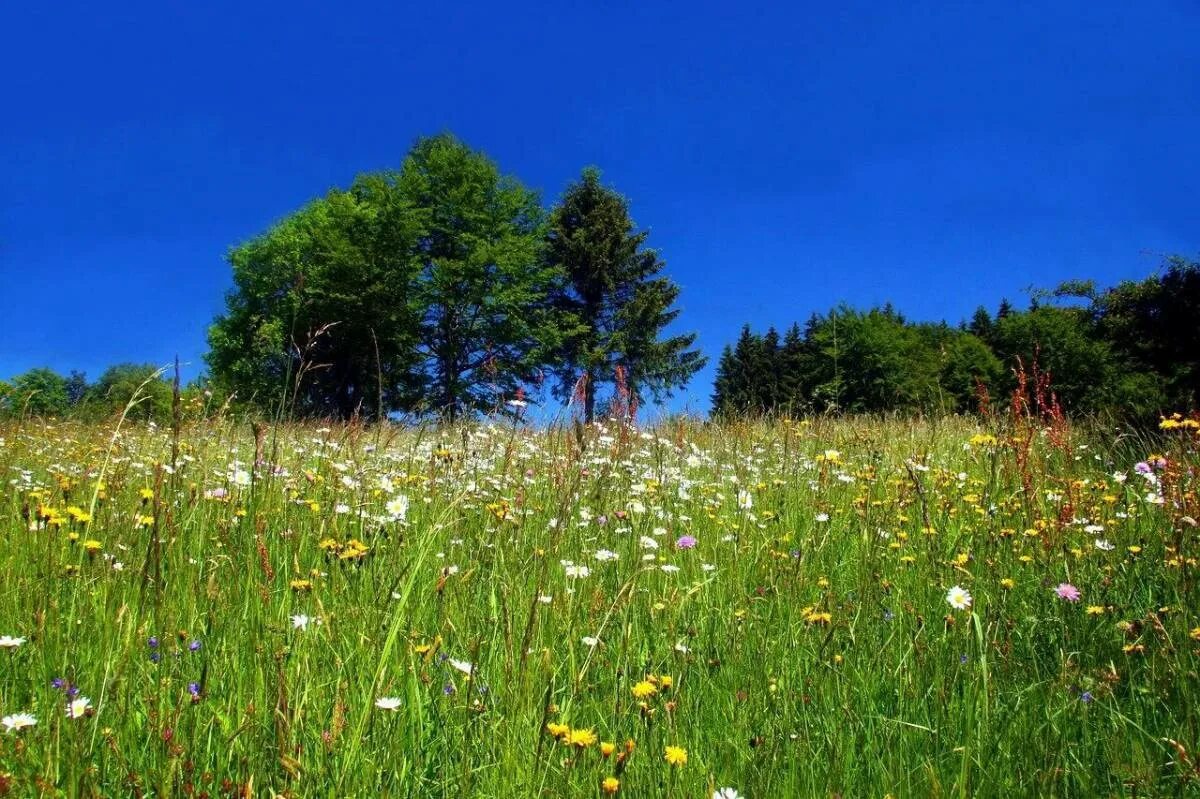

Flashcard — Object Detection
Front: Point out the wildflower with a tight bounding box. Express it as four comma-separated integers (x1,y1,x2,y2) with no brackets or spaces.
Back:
375,697,402,711
564,564,591,579
602,776,620,794
600,741,616,757
567,727,597,748
2,713,36,733
945,585,972,611
385,495,410,520
1190,627,1200,641
1080,691,1094,703
582,636,600,647
1054,583,1081,602
1094,539,1115,551
66,696,92,719
1086,605,1106,616
714,790,745,799
675,535,697,549
291,614,311,630
594,549,619,562
188,640,201,652
632,681,658,699
546,722,569,738
449,659,473,676
0,636,25,649
664,745,688,767
737,490,753,511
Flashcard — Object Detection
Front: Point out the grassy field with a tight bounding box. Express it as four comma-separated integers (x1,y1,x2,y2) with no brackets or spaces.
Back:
0,411,1198,797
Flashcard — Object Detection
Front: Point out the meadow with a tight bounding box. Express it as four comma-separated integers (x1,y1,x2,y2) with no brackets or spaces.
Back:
0,409,1198,797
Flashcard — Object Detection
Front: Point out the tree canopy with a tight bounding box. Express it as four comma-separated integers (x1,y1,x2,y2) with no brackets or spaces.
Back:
712,256,1200,421
206,139,703,421
546,167,704,421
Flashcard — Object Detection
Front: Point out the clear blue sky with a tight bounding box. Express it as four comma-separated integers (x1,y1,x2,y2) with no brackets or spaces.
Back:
2,1,1197,414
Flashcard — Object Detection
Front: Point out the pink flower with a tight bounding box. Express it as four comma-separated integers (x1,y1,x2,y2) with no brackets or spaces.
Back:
675,535,697,550
1054,583,1081,602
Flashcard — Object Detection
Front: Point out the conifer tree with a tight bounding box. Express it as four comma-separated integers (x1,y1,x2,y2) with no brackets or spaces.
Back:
546,167,704,421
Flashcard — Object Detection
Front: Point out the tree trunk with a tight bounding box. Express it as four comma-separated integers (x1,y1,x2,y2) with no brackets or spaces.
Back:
584,369,596,424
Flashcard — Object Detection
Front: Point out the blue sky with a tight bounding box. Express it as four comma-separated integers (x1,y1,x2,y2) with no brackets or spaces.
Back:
2,1,1197,415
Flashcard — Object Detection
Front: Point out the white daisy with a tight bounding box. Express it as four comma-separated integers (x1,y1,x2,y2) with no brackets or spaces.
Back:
2,712,37,732
945,585,972,611
66,697,92,719
375,697,402,711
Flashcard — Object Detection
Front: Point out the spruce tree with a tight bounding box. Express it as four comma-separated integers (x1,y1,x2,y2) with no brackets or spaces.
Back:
546,167,704,421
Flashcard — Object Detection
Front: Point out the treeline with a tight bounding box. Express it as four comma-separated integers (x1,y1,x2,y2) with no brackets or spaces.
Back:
206,133,704,421
712,256,1200,419
0,363,206,422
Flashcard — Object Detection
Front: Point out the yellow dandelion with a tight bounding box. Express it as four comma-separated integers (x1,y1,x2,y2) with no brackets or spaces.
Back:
632,681,658,700
567,727,597,748
664,745,688,767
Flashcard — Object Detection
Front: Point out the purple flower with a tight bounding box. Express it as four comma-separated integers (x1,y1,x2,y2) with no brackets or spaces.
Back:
148,636,159,649
51,678,65,690
1054,583,1081,602
675,535,697,550
1080,691,1094,703
1134,461,1152,475
188,640,201,652
188,682,201,697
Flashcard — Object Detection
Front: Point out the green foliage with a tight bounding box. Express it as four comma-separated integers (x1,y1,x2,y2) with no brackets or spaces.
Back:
1095,255,1200,410
207,179,424,419
207,134,622,421
4,368,70,417
991,305,1125,412
714,309,999,416
713,256,1200,421
546,167,704,421
400,134,561,420
81,363,173,421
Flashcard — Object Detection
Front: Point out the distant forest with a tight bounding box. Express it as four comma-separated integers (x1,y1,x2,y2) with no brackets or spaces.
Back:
712,256,1200,421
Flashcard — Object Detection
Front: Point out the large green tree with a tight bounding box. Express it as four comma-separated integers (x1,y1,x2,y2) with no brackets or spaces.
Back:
398,134,561,420
5,368,70,417
82,363,173,421
207,181,423,418
208,133,561,420
546,167,704,421
1094,256,1200,410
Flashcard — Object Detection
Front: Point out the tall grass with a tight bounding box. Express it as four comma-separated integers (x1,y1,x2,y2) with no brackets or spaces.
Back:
0,412,1196,797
